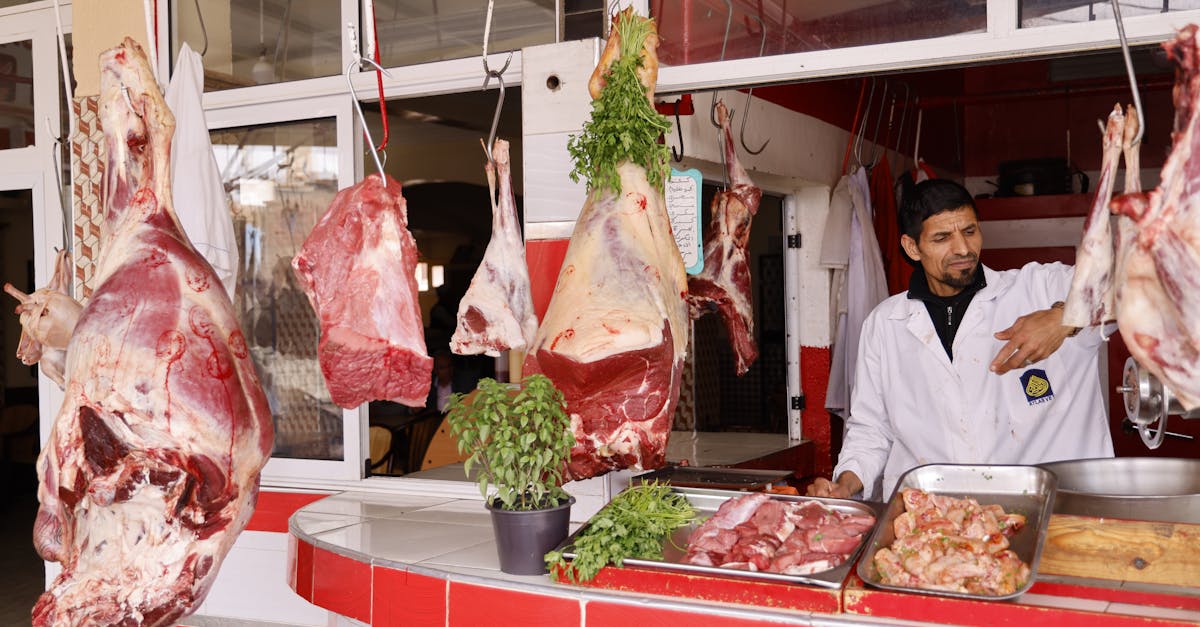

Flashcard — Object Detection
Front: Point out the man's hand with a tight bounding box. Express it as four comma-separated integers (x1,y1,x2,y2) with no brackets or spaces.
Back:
806,471,863,498
990,302,1076,374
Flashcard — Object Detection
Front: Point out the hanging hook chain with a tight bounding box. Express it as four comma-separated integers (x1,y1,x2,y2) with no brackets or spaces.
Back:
1110,0,1145,146
482,0,514,86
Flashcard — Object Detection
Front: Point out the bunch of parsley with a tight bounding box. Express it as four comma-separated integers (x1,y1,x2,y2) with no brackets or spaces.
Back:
545,481,695,582
567,11,672,196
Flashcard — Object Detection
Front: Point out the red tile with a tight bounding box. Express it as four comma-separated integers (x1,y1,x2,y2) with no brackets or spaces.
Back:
311,547,372,623
247,491,330,533
586,600,771,627
448,581,580,627
373,566,447,627
287,537,314,601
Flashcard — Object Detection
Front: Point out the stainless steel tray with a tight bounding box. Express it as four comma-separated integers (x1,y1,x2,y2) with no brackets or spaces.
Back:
557,486,881,589
634,466,793,491
1039,457,1200,524
856,463,1057,601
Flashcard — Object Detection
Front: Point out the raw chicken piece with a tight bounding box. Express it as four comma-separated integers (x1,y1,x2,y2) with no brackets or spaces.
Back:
1062,105,1125,327
29,38,272,627
1110,26,1200,409
292,174,432,408
4,249,82,386
686,100,763,375
523,11,688,480
451,139,537,356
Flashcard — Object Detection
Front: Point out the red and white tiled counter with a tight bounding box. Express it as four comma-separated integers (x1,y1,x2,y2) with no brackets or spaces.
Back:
288,492,1200,627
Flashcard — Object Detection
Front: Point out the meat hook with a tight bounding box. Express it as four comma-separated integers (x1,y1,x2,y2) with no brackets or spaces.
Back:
481,0,514,85
670,100,684,162
709,0,734,128
484,69,507,163
738,14,769,155
1109,0,1144,146
343,56,393,179
120,85,142,118
193,0,208,57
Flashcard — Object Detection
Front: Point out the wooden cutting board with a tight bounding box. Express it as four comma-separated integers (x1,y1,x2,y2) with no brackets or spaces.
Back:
1037,514,1200,588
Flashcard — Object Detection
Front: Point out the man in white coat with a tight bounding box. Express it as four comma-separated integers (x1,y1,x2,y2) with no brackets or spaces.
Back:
808,179,1114,500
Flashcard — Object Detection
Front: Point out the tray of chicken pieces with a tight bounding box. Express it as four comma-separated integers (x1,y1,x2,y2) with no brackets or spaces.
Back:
596,487,882,588
857,463,1057,601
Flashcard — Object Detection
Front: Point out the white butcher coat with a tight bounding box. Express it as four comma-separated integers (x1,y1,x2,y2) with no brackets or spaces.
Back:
165,43,239,299
835,262,1114,500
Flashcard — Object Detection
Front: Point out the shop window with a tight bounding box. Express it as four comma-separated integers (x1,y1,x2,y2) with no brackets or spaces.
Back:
0,39,33,150
171,0,343,91
1019,0,1200,28
210,117,342,461
651,0,986,67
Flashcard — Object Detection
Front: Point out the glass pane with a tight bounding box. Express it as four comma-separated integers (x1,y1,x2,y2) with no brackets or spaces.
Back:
0,0,38,7
370,0,558,68
652,0,986,66
1020,0,1200,28
211,118,342,461
0,39,33,150
171,1,342,91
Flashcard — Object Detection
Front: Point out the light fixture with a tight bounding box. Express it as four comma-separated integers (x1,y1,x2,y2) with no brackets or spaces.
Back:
431,265,445,289
415,262,429,292
251,0,274,84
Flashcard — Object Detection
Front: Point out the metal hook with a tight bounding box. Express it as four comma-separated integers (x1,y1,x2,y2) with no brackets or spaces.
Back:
481,0,514,81
193,0,208,57
852,77,876,168
484,70,507,163
710,0,734,128
1110,0,1145,146
738,14,769,155
893,81,912,161
670,100,685,162
344,56,393,178
120,85,142,118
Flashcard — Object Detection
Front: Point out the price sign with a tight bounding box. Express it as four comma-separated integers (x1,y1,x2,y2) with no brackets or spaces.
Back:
667,168,703,275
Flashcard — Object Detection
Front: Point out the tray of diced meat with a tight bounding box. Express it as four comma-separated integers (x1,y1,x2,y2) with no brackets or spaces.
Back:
857,463,1057,600
568,487,879,588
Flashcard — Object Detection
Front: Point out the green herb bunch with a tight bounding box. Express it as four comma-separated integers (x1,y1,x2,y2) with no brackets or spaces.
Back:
545,481,695,582
567,11,671,196
445,374,575,511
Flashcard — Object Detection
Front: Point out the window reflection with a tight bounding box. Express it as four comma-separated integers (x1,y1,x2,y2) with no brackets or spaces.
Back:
1020,0,1200,28
211,118,342,460
368,0,558,68
0,39,33,150
652,0,986,65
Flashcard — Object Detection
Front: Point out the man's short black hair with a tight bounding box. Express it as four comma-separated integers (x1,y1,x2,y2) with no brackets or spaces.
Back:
899,179,977,241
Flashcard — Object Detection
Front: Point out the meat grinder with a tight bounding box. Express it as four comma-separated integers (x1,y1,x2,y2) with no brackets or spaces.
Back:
1118,357,1200,449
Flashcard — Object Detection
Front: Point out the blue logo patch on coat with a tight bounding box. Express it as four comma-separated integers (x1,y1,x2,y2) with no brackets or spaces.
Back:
1020,369,1054,405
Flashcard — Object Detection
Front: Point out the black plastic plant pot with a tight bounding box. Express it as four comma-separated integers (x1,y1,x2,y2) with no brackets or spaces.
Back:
486,496,575,575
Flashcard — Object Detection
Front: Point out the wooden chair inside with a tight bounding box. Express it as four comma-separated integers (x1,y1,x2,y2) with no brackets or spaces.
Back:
420,416,467,471
404,412,445,475
368,425,394,475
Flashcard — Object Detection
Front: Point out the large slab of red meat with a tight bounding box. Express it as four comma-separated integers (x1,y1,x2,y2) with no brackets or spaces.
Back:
523,14,688,480
292,173,432,408
451,138,537,356
29,38,273,627
686,100,763,375
1109,25,1200,409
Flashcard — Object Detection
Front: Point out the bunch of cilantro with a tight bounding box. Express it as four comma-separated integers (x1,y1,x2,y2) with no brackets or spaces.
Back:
567,11,672,196
545,481,695,582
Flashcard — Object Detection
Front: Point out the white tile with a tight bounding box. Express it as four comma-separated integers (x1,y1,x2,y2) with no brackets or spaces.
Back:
198,544,328,626
314,518,493,564
419,538,502,570
1107,603,1200,621
399,500,493,526
291,511,363,535
300,492,452,519
1017,592,1110,612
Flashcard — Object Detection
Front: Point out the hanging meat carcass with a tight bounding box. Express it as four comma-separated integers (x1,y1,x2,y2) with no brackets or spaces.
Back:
26,38,272,627
523,9,688,480
291,173,432,409
4,249,81,387
686,100,763,375
1106,25,1200,409
451,139,538,356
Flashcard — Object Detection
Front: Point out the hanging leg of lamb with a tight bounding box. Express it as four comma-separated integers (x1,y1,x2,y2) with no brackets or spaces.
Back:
1062,105,1124,327
1111,25,1200,409
291,173,432,408
523,10,688,480
686,100,763,375
30,38,273,627
4,249,82,387
451,138,537,357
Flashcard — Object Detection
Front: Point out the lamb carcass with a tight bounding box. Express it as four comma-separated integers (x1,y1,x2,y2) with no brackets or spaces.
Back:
451,139,537,356
686,100,763,375
523,10,688,480
1110,25,1200,409
29,38,273,627
4,249,82,387
1062,105,1124,327
291,173,432,408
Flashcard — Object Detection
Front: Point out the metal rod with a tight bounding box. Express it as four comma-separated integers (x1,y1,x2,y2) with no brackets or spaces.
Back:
1110,0,1146,146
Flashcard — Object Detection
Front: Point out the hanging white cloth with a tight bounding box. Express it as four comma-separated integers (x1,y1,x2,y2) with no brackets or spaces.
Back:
164,43,239,300
820,167,888,416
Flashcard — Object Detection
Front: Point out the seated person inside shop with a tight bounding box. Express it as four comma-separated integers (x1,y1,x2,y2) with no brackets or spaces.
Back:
808,179,1114,501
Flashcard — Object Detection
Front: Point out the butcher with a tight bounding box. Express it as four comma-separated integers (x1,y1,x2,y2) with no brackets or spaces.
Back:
808,179,1114,500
